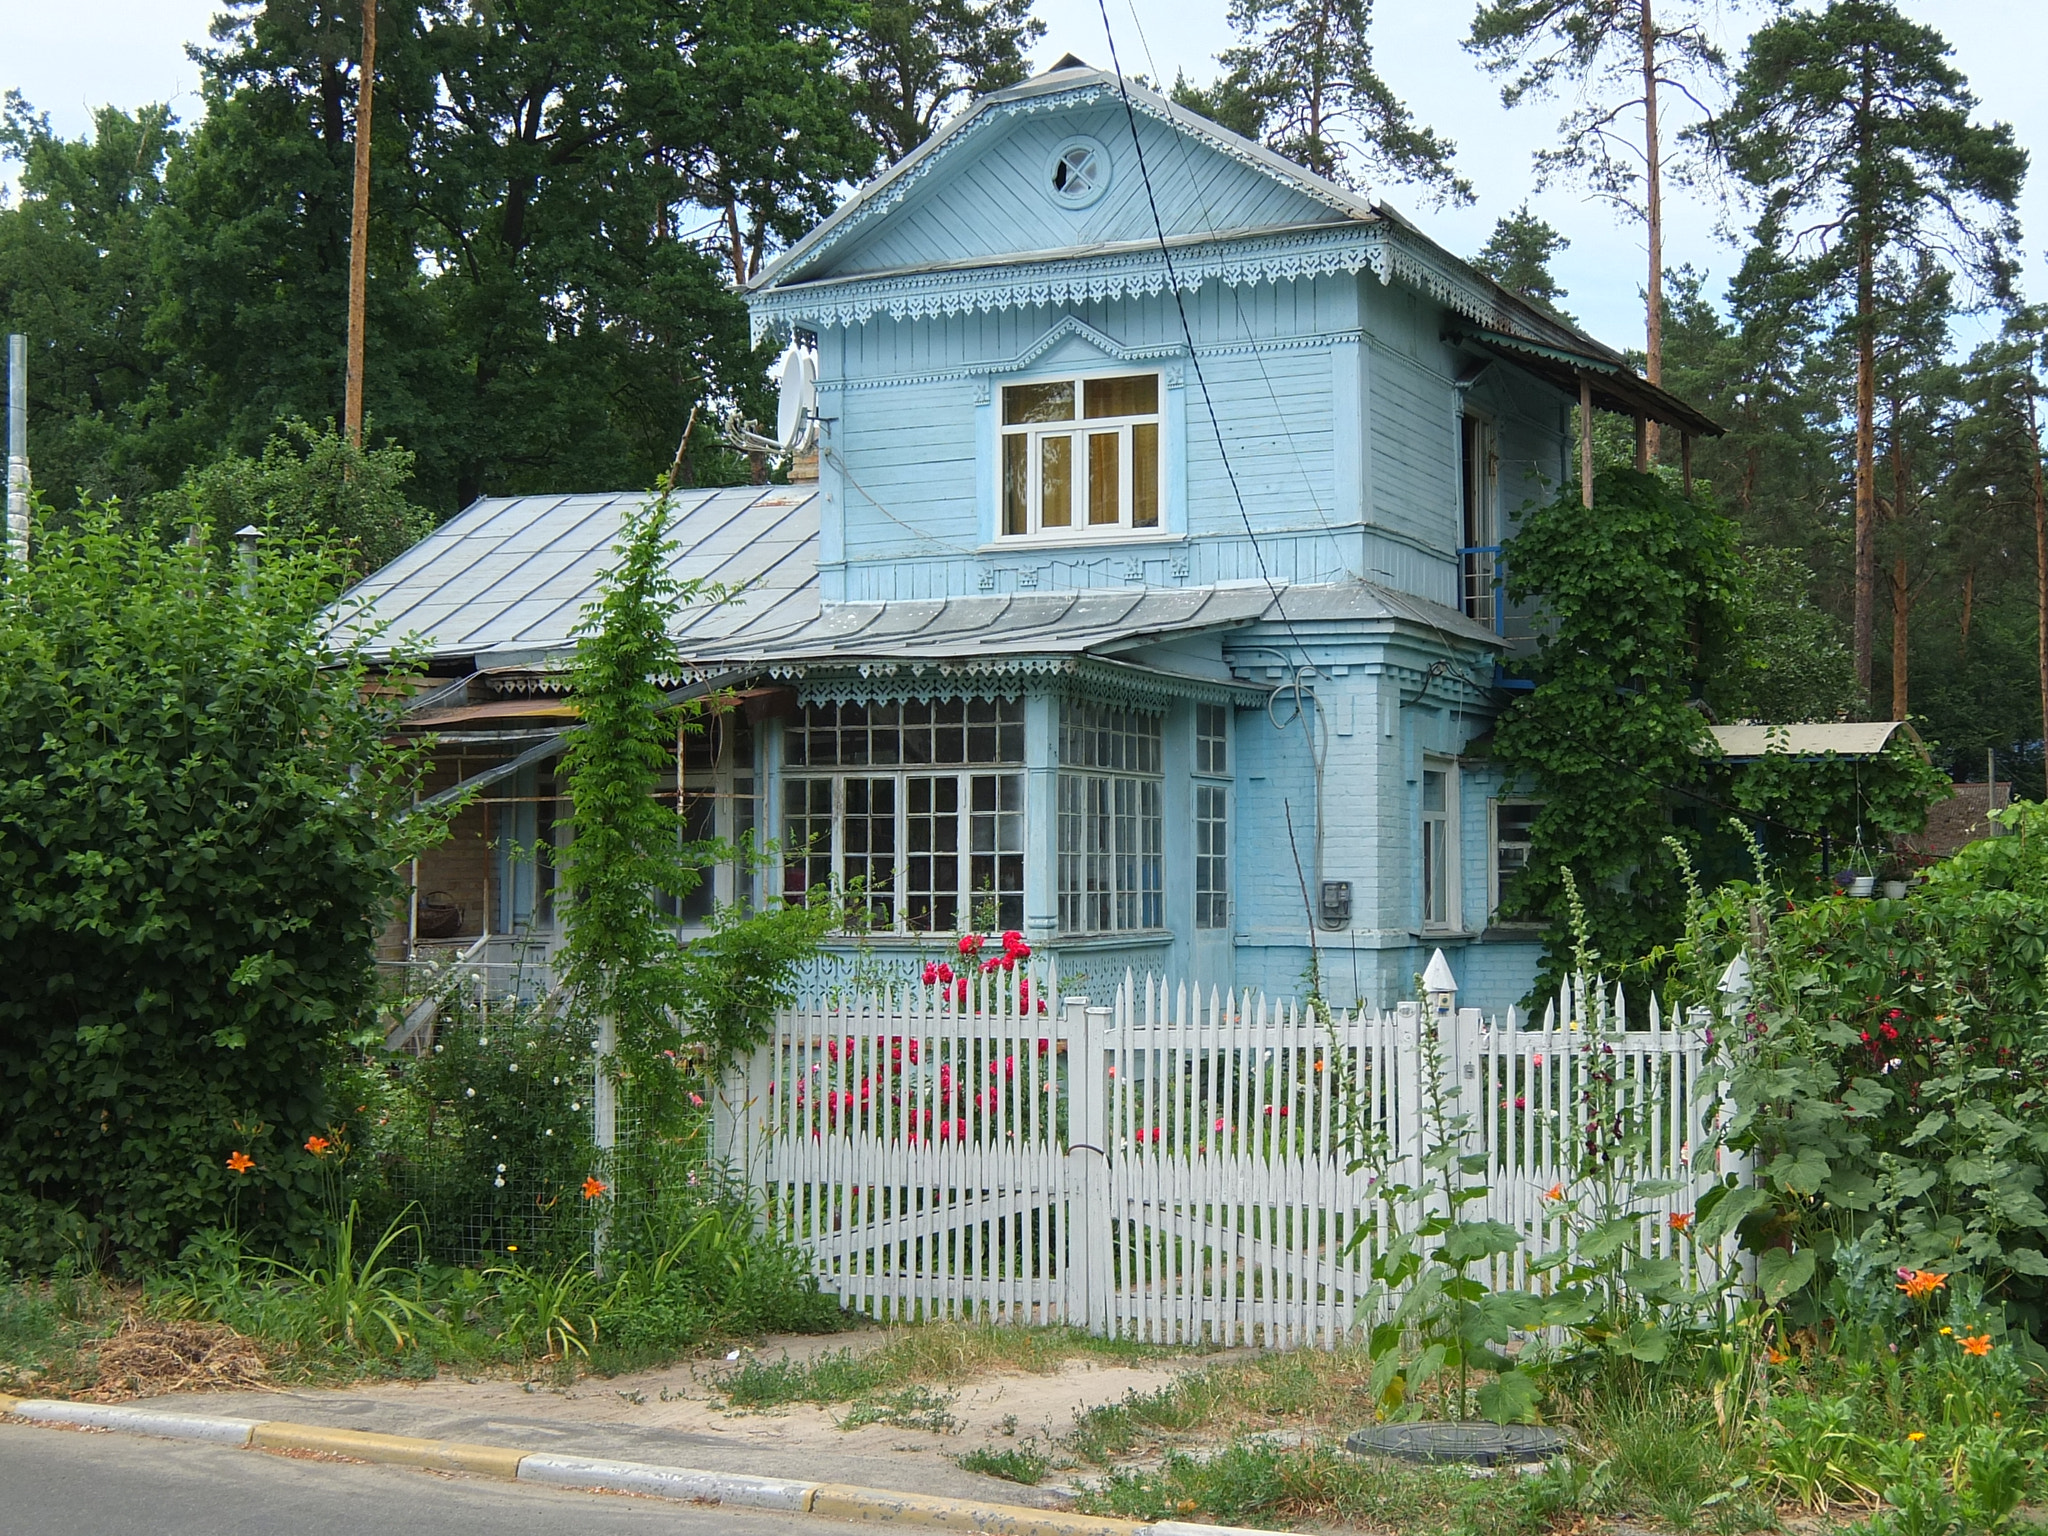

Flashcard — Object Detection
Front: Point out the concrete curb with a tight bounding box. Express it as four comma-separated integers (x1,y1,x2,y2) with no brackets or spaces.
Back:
0,1394,1287,1535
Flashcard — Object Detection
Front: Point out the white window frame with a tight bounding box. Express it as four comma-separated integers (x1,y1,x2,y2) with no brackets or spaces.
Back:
1055,702,1165,935
1421,758,1460,933
668,713,757,930
1194,782,1230,930
1488,797,1542,928
1000,370,1164,540
1459,410,1500,628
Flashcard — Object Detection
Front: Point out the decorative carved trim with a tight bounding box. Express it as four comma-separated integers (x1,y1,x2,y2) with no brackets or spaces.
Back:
775,656,1258,709
830,328,1358,394
773,80,1365,281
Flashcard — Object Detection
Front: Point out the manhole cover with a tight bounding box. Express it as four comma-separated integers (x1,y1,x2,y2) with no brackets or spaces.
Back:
1346,1421,1566,1466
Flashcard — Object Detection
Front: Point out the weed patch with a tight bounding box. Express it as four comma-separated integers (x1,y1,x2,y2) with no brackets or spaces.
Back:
838,1385,959,1433
957,1444,1049,1484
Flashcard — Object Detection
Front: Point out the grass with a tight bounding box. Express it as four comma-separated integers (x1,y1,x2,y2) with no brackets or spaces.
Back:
838,1384,960,1433
957,1444,1051,1484
0,1267,128,1397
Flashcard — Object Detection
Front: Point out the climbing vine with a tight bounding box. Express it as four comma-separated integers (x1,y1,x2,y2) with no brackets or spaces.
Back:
1492,468,1741,997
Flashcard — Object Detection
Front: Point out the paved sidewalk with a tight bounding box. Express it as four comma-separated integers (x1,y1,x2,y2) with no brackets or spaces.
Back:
136,1331,1200,1510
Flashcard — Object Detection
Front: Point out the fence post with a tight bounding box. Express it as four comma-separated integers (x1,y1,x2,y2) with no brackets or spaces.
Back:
1392,1000,1424,1193
1069,998,1112,1333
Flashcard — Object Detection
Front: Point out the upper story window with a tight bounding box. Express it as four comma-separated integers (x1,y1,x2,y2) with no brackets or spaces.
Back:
1459,413,1499,626
1002,373,1161,538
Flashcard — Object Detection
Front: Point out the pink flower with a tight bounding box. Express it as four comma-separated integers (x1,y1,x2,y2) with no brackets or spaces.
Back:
689,1092,705,1107
1214,1117,1225,1132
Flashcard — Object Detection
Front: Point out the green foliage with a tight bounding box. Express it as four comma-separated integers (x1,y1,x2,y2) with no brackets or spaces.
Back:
1718,546,1862,725
1723,735,1950,882
148,419,433,577
846,0,1042,163
1705,802,2048,1336
1493,468,1741,992
1201,0,1471,203
557,491,834,1125
1470,202,1573,319
0,505,436,1268
956,1444,1049,1484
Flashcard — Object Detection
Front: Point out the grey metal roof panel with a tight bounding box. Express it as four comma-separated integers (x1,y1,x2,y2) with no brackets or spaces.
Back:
336,487,821,662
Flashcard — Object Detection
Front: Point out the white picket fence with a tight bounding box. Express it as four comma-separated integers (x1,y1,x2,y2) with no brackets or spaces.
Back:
714,970,1742,1347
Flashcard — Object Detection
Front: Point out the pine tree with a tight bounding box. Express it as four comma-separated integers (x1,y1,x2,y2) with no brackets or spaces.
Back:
1717,0,2025,707
1466,0,1730,458
1205,0,1470,203
1471,203,1572,317
848,0,1043,164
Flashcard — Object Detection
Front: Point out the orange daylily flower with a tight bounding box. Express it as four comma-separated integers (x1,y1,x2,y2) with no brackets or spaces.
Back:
1543,1183,1565,1201
1669,1212,1693,1233
1767,1348,1787,1365
1896,1270,1947,1301
304,1135,331,1156
226,1151,254,1174
1960,1334,1993,1357
581,1176,609,1200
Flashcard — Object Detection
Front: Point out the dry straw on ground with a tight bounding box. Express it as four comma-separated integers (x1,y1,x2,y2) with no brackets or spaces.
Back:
81,1316,271,1401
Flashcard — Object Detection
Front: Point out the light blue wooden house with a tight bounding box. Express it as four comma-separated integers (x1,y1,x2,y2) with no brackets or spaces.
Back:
353,59,1717,1014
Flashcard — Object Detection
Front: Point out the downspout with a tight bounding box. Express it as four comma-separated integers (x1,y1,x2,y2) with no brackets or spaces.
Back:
7,334,28,564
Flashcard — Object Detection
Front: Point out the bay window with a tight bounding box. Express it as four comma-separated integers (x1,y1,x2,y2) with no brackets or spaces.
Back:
1057,702,1164,933
781,698,1025,932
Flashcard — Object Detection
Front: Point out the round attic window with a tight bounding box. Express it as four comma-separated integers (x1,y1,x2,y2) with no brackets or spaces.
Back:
1046,137,1110,208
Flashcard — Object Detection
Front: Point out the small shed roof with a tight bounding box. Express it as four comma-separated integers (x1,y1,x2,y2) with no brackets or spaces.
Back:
1705,722,1920,760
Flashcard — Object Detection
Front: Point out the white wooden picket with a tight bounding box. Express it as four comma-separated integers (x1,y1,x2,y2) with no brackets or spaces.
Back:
715,969,1741,1344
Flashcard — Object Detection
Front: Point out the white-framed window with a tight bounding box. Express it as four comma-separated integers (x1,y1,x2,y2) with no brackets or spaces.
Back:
1489,798,1540,926
1057,701,1164,933
1194,784,1229,930
1421,759,1460,931
1001,373,1161,538
780,698,1025,933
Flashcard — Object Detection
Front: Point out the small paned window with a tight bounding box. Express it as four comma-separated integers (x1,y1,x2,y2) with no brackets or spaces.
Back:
653,710,759,927
780,698,1025,933
1195,784,1229,930
1460,414,1499,627
1057,702,1164,934
1194,703,1228,776
1002,373,1161,538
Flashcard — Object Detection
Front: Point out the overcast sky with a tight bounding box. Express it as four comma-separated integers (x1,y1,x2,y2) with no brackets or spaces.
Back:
2,0,2042,352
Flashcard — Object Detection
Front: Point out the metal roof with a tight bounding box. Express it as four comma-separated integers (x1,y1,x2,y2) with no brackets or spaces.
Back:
1445,326,1724,437
334,487,821,664
1706,722,1920,760
337,484,1501,675
722,580,1501,664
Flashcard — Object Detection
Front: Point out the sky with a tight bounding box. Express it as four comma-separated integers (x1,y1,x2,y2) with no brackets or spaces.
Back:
1,0,2043,353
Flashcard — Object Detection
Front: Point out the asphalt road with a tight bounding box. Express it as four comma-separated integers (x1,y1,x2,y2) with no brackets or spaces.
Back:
0,1421,822,1536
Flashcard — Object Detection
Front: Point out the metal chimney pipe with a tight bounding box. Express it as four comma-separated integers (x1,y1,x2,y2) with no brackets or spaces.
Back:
234,524,263,597
6,334,26,566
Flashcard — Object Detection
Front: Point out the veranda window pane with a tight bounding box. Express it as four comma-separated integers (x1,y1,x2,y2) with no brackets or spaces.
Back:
1084,374,1157,418
1004,380,1074,424
1131,422,1159,528
1040,434,1073,527
1003,435,1029,535
1088,431,1120,525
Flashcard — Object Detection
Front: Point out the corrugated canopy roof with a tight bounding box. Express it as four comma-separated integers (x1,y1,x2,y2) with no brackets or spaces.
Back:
1445,327,1724,438
333,487,821,664
1705,722,1920,760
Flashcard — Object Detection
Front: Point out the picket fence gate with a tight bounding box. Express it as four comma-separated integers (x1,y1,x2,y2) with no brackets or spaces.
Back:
714,970,1744,1347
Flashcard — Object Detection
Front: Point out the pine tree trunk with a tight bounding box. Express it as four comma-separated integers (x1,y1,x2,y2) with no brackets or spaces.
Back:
2029,391,2048,769
344,0,377,449
1851,57,1877,705
1890,555,1909,721
1640,0,1663,463
1960,563,1974,662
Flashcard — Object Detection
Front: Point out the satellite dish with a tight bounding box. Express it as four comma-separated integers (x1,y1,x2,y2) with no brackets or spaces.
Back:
775,348,818,452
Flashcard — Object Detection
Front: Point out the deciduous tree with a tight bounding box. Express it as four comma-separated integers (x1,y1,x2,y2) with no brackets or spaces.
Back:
847,0,1042,164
